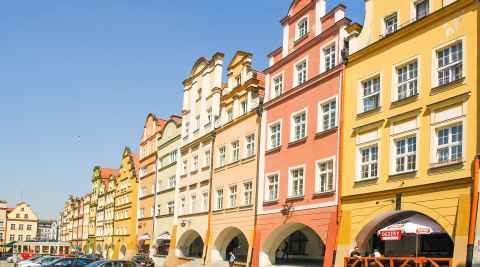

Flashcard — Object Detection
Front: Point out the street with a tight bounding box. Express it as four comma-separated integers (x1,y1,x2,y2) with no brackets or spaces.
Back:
0,261,13,267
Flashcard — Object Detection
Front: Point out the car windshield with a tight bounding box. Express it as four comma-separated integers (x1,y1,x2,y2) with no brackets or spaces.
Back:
40,257,61,264
86,260,109,267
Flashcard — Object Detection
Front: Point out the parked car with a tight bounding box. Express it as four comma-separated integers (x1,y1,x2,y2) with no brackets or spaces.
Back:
131,255,154,267
86,260,137,267
7,254,21,263
83,254,103,261
16,255,44,267
0,252,13,261
44,257,94,267
22,256,62,267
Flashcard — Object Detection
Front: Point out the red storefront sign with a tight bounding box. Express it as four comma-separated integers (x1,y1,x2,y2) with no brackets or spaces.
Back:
379,229,403,241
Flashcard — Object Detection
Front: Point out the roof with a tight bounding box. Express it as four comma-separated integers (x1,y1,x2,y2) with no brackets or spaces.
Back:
100,168,119,179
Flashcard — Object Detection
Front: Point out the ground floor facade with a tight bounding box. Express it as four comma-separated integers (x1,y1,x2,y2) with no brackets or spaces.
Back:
151,215,174,266
170,214,209,265
335,178,472,267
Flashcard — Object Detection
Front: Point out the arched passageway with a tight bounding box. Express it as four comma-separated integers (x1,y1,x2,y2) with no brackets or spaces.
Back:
212,227,249,263
260,222,325,267
353,211,453,258
120,244,127,259
176,230,205,259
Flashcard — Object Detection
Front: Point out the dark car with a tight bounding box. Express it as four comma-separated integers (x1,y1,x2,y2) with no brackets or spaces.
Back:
44,257,94,267
131,255,154,267
86,260,137,267
0,252,13,261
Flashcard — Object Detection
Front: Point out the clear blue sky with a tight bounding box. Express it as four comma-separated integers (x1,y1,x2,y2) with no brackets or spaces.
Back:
0,1,364,219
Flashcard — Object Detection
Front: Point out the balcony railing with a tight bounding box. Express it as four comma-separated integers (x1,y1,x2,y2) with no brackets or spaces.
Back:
345,257,452,267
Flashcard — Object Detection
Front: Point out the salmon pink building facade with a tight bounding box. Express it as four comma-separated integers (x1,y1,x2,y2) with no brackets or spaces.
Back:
255,1,351,267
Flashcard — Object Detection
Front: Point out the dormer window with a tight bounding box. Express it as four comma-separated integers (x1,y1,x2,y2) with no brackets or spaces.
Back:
415,0,429,20
297,17,308,39
385,13,398,35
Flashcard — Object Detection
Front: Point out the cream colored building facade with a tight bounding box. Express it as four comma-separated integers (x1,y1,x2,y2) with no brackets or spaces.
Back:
6,202,38,243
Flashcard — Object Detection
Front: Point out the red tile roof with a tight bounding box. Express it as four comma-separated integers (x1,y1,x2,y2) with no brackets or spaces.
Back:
100,168,119,179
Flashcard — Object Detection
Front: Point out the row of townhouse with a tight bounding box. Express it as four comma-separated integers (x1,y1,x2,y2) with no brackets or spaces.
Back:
59,0,480,266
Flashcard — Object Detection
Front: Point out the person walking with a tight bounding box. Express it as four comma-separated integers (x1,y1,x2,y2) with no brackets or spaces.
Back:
228,251,236,267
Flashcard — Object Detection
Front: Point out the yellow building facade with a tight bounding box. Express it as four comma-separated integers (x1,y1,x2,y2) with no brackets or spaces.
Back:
112,147,140,260
336,1,479,267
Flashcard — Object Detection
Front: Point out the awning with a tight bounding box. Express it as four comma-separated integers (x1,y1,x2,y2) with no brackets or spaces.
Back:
138,234,151,241
377,214,445,241
156,232,171,241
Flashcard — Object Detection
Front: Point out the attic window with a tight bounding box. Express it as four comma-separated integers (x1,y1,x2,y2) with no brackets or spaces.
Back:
384,13,398,35
297,17,309,39
235,75,242,87
415,0,429,20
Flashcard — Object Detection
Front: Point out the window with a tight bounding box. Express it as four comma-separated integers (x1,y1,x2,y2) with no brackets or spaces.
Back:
218,146,226,167
436,124,463,163
396,60,418,100
184,122,190,139
202,192,209,211
182,160,188,175
295,60,307,86
243,182,253,206
227,108,234,122
235,74,242,87
241,100,248,115
291,111,307,141
9,235,14,241
204,150,211,168
361,76,380,112
272,75,283,98
297,17,308,39
437,41,463,86
231,140,240,162
27,224,32,231
168,176,176,189
10,224,15,230
18,235,23,241
316,159,335,193
194,115,200,132
391,135,418,174
385,13,398,34
156,204,161,216
289,168,304,197
216,189,224,210
206,108,213,127
269,122,282,149
319,99,337,131
245,134,255,157
360,145,379,179
139,166,148,178
323,44,336,71
170,150,177,163
180,198,186,215
229,186,237,208
19,224,23,230
190,194,197,213
26,235,31,241
416,0,429,20
15,214,20,219
139,208,145,219
192,154,199,171
168,202,175,215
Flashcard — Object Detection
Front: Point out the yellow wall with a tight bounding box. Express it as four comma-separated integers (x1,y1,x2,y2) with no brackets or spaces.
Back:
337,1,478,266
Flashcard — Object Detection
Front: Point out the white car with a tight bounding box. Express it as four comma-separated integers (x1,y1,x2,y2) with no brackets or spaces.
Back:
7,255,20,263
17,255,45,267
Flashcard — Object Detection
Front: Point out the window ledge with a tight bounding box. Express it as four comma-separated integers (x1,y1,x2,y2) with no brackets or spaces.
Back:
391,94,419,106
357,107,381,118
429,160,465,170
288,137,308,147
430,77,465,95
286,195,304,202
312,191,335,198
389,170,417,179
266,146,281,155
201,165,210,171
315,127,338,138
354,177,379,183
294,32,310,45
190,170,198,175
180,174,187,178
263,200,279,206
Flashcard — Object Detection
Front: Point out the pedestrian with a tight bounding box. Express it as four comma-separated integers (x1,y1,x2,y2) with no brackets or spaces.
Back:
281,241,289,263
350,246,361,258
228,251,236,267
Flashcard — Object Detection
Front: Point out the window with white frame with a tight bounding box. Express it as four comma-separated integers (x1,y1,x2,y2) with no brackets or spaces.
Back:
359,145,379,179
323,44,336,71
216,189,224,210
180,197,186,215
229,185,237,208
295,60,307,86
243,182,253,206
384,13,398,34
289,167,304,197
269,122,281,149
272,75,283,98
394,136,417,173
206,108,213,127
297,17,308,39
168,176,176,189
316,159,335,193
192,154,199,171
241,100,248,115
415,0,429,20
291,111,307,141
227,108,234,122
235,74,242,87
170,150,177,163
202,192,209,211
190,194,197,213
436,124,463,163
218,146,226,167
231,140,240,162
204,149,211,168
319,99,337,131
245,134,255,157
361,76,381,112
396,60,418,100
436,41,463,86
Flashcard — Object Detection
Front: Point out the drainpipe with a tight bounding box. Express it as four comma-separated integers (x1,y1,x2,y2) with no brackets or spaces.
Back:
466,155,479,267
249,99,263,267
203,130,217,265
